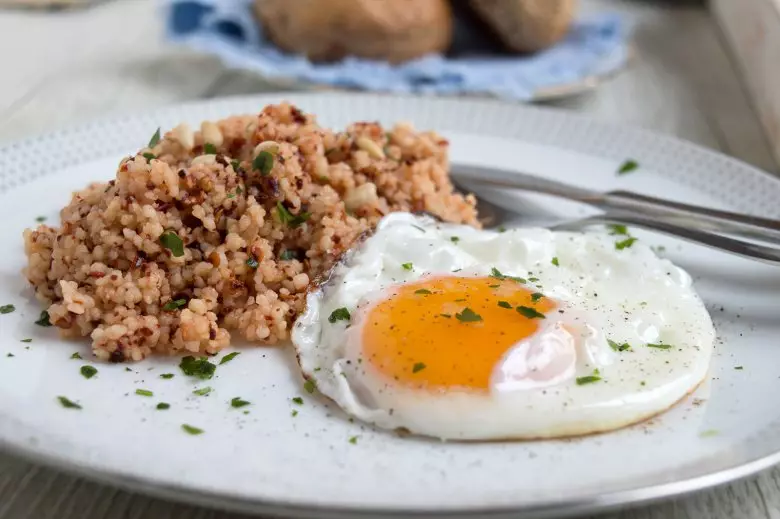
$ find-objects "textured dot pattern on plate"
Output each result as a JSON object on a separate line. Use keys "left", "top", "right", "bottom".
{"left": 293, "top": 213, "right": 716, "bottom": 440}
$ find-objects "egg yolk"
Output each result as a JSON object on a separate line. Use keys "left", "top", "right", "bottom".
{"left": 361, "top": 276, "right": 556, "bottom": 391}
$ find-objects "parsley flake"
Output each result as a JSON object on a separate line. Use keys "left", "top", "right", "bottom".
{"left": 615, "top": 237, "right": 638, "bottom": 250}
{"left": 734, "top": 366, "right": 744, "bottom": 370}
{"left": 219, "top": 352, "right": 241, "bottom": 365}
{"left": 349, "top": 436, "right": 358, "bottom": 445}
{"left": 80, "top": 365, "right": 97, "bottom": 379}
{"left": 516, "top": 306, "right": 546, "bottom": 319}
{"left": 608, "top": 224, "right": 629, "bottom": 236}
{"left": 497, "top": 226, "right": 507, "bottom": 233}
{"left": 35, "top": 310, "right": 52, "bottom": 327}
{"left": 551, "top": 257, "right": 559, "bottom": 267}
{"left": 328, "top": 307, "right": 351, "bottom": 324}
{"left": 530, "top": 293, "right": 545, "bottom": 302}
{"left": 179, "top": 356, "right": 216, "bottom": 379}
{"left": 193, "top": 387, "right": 212, "bottom": 396}
{"left": 72, "top": 353, "right": 83, "bottom": 361}
{"left": 291, "top": 409, "right": 299, "bottom": 417}
{"left": 700, "top": 429, "right": 719, "bottom": 438}
{"left": 412, "top": 362, "right": 426, "bottom": 373}
{"left": 440, "top": 313, "right": 452, "bottom": 318}
{"left": 142, "top": 152, "right": 156, "bottom": 162}
{"left": 160, "top": 231, "right": 184, "bottom": 257}
{"left": 20, "top": 339, "right": 32, "bottom": 343}
{"left": 148, "top": 127, "right": 161, "bottom": 148}
{"left": 230, "top": 160, "right": 241, "bottom": 171}
{"left": 401, "top": 263, "right": 413, "bottom": 271}
{"left": 276, "top": 202, "right": 310, "bottom": 227}
{"left": 303, "top": 379, "right": 317, "bottom": 394}
{"left": 497, "top": 301, "right": 513, "bottom": 309}
{"left": 156, "top": 402, "right": 170, "bottom": 410}
{"left": 576, "top": 372, "right": 602, "bottom": 385}
{"left": 246, "top": 257, "right": 259, "bottom": 269}
{"left": 6, "top": 353, "right": 13, "bottom": 357}
{"left": 450, "top": 236, "right": 460, "bottom": 243}
{"left": 182, "top": 424, "right": 204, "bottom": 435}
{"left": 163, "top": 298, "right": 187, "bottom": 311}
{"left": 415, "top": 289, "right": 432, "bottom": 295}
{"left": 135, "top": 389, "right": 153, "bottom": 397}
{"left": 292, "top": 397, "right": 304, "bottom": 405}
{"left": 160, "top": 373, "right": 174, "bottom": 379}
{"left": 253, "top": 150, "right": 275, "bottom": 175}
{"left": 203, "top": 143, "right": 217, "bottom": 155}
{"left": 57, "top": 396, "right": 81, "bottom": 409}
{"left": 490, "top": 267, "right": 526, "bottom": 283}
{"left": 455, "top": 307, "right": 482, "bottom": 323}
{"left": 0, "top": 304, "right": 14, "bottom": 314}
{"left": 35, "top": 216, "right": 46, "bottom": 223}
{"left": 617, "top": 159, "right": 639, "bottom": 175}
{"left": 608, "top": 339, "right": 631, "bottom": 352}
{"left": 279, "top": 249, "right": 298, "bottom": 261}
{"left": 647, "top": 343, "right": 672, "bottom": 350}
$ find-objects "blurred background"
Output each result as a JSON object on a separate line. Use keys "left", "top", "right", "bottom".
{"left": 0, "top": 0, "right": 776, "bottom": 175}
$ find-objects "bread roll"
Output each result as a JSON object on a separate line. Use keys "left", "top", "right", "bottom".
{"left": 254, "top": 0, "right": 452, "bottom": 63}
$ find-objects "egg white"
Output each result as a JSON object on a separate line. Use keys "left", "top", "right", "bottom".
{"left": 292, "top": 213, "right": 715, "bottom": 440}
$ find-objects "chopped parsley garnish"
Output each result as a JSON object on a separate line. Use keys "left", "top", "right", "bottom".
{"left": 527, "top": 277, "right": 540, "bottom": 283}
{"left": 160, "top": 231, "right": 184, "bottom": 257}
{"left": 455, "top": 307, "right": 482, "bottom": 322}
{"left": 412, "top": 362, "right": 426, "bottom": 373}
{"left": 608, "top": 224, "right": 629, "bottom": 236}
{"left": 35, "top": 216, "right": 46, "bottom": 222}
{"left": 20, "top": 339, "right": 32, "bottom": 343}
{"left": 230, "top": 160, "right": 241, "bottom": 171}
{"left": 148, "top": 127, "right": 161, "bottom": 148}
{"left": 497, "top": 301, "right": 513, "bottom": 309}
{"left": 497, "top": 226, "right": 507, "bottom": 233}
{"left": 440, "top": 313, "right": 452, "bottom": 318}
{"left": 193, "top": 387, "right": 212, "bottom": 396}
{"left": 276, "top": 202, "right": 310, "bottom": 227}
{"left": 125, "top": 367, "right": 133, "bottom": 372}
{"left": 608, "top": 339, "right": 631, "bottom": 352}
{"left": 253, "top": 150, "right": 275, "bottom": 175}
{"left": 0, "top": 304, "right": 15, "bottom": 314}
{"left": 489, "top": 267, "right": 526, "bottom": 283}
{"left": 328, "top": 307, "right": 351, "bottom": 324}
{"left": 179, "top": 355, "right": 216, "bottom": 379}
{"left": 35, "top": 310, "right": 51, "bottom": 327}
{"left": 450, "top": 236, "right": 460, "bottom": 243}
{"left": 219, "top": 352, "right": 241, "bottom": 365}
{"left": 142, "top": 152, "right": 156, "bottom": 162}
{"left": 615, "top": 237, "right": 638, "bottom": 250}
{"left": 181, "top": 424, "right": 204, "bottom": 435}
{"left": 489, "top": 284, "right": 500, "bottom": 289}
{"left": 291, "top": 409, "right": 299, "bottom": 417}
{"left": 246, "top": 257, "right": 259, "bottom": 268}
{"left": 349, "top": 436, "right": 358, "bottom": 445}
{"left": 647, "top": 343, "right": 672, "bottom": 350}
{"left": 551, "top": 257, "right": 559, "bottom": 267}
{"left": 292, "top": 397, "right": 304, "bottom": 405}
{"left": 516, "top": 306, "right": 546, "bottom": 319}
{"left": 135, "top": 389, "right": 153, "bottom": 397}
{"left": 303, "top": 379, "right": 317, "bottom": 394}
{"left": 163, "top": 298, "right": 187, "bottom": 311}
{"left": 415, "top": 289, "right": 432, "bottom": 295}
{"left": 203, "top": 143, "right": 217, "bottom": 154}
{"left": 80, "top": 365, "right": 97, "bottom": 379}
{"left": 231, "top": 397, "right": 250, "bottom": 408}
{"left": 279, "top": 249, "right": 298, "bottom": 261}
{"left": 700, "top": 429, "right": 719, "bottom": 438}
{"left": 57, "top": 396, "right": 81, "bottom": 409}
{"left": 401, "top": 263, "right": 413, "bottom": 271}
{"left": 160, "top": 373, "right": 175, "bottom": 379}
{"left": 412, "top": 225, "right": 426, "bottom": 233}
{"left": 576, "top": 372, "right": 602, "bottom": 385}
{"left": 617, "top": 159, "right": 639, "bottom": 175}
{"left": 734, "top": 366, "right": 744, "bottom": 370}
{"left": 6, "top": 353, "right": 13, "bottom": 357}
{"left": 156, "top": 402, "right": 170, "bottom": 410}
{"left": 530, "top": 293, "right": 545, "bottom": 302}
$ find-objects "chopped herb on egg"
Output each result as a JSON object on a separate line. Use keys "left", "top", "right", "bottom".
{"left": 489, "top": 267, "right": 526, "bottom": 283}
{"left": 0, "top": 304, "right": 15, "bottom": 314}
{"left": 516, "top": 306, "right": 545, "bottom": 319}
{"left": 401, "top": 262, "right": 413, "bottom": 271}
{"left": 699, "top": 429, "right": 719, "bottom": 438}
{"left": 148, "top": 127, "right": 161, "bottom": 148}
{"left": 292, "top": 397, "right": 304, "bottom": 405}
{"left": 551, "top": 257, "right": 560, "bottom": 266}
{"left": 608, "top": 224, "right": 629, "bottom": 236}
{"left": 608, "top": 339, "right": 632, "bottom": 352}
{"left": 497, "top": 226, "right": 507, "bottom": 233}
{"left": 35, "top": 310, "right": 52, "bottom": 327}
{"left": 489, "top": 284, "right": 500, "bottom": 289}
{"left": 450, "top": 236, "right": 460, "bottom": 243}
{"left": 135, "top": 389, "right": 153, "bottom": 397}
{"left": 230, "top": 160, "right": 241, "bottom": 171}
{"left": 615, "top": 237, "right": 638, "bottom": 250}
{"left": 142, "top": 152, "right": 156, "bottom": 162}
{"left": 6, "top": 353, "right": 13, "bottom": 357}
{"left": 303, "top": 379, "right": 317, "bottom": 394}
{"left": 182, "top": 424, "right": 204, "bottom": 435}
{"left": 497, "top": 301, "right": 513, "bottom": 309}
{"left": 328, "top": 307, "right": 351, "bottom": 323}
{"left": 647, "top": 343, "right": 672, "bottom": 350}
{"left": 276, "top": 202, "right": 310, "bottom": 228}
{"left": 412, "top": 362, "right": 426, "bottom": 373}
{"left": 80, "top": 365, "right": 97, "bottom": 379}
{"left": 203, "top": 143, "right": 217, "bottom": 154}
{"left": 440, "top": 313, "right": 452, "bottom": 318}
{"left": 20, "top": 339, "right": 32, "bottom": 343}
{"left": 454, "top": 298, "right": 466, "bottom": 302}
{"left": 36, "top": 216, "right": 46, "bottom": 222}
{"left": 415, "top": 289, "right": 432, "bottom": 295}
{"left": 160, "top": 373, "right": 175, "bottom": 379}
{"left": 219, "top": 352, "right": 241, "bottom": 365}
{"left": 246, "top": 257, "right": 259, "bottom": 268}
{"left": 279, "top": 249, "right": 298, "bottom": 261}
{"left": 734, "top": 366, "right": 744, "bottom": 370}
{"left": 455, "top": 307, "right": 482, "bottom": 323}
{"left": 530, "top": 293, "right": 545, "bottom": 303}
{"left": 157, "top": 402, "right": 170, "bottom": 410}
{"left": 617, "top": 159, "right": 639, "bottom": 175}
{"left": 57, "top": 396, "right": 81, "bottom": 409}
{"left": 179, "top": 355, "right": 216, "bottom": 379}
{"left": 528, "top": 277, "right": 540, "bottom": 283}
{"left": 349, "top": 436, "right": 358, "bottom": 444}
{"left": 291, "top": 409, "right": 299, "bottom": 417}
{"left": 253, "top": 150, "right": 274, "bottom": 175}
{"left": 230, "top": 397, "right": 250, "bottom": 408}
{"left": 576, "top": 372, "right": 602, "bottom": 385}
{"left": 163, "top": 298, "right": 187, "bottom": 311}
{"left": 160, "top": 231, "right": 185, "bottom": 257}
{"left": 193, "top": 387, "right": 212, "bottom": 396}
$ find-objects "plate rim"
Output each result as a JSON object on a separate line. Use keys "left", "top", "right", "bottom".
{"left": 1, "top": 91, "right": 779, "bottom": 518}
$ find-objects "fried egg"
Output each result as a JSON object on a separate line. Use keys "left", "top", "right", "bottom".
{"left": 292, "top": 213, "right": 715, "bottom": 440}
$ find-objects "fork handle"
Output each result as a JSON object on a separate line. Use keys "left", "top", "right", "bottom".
{"left": 601, "top": 190, "right": 780, "bottom": 244}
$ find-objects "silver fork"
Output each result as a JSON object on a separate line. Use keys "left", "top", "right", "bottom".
{"left": 452, "top": 164, "right": 780, "bottom": 265}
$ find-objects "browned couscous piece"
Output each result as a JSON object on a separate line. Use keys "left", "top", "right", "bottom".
{"left": 22, "top": 103, "right": 478, "bottom": 362}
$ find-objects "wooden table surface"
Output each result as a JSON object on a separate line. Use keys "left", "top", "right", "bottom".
{"left": 0, "top": 1, "right": 778, "bottom": 518}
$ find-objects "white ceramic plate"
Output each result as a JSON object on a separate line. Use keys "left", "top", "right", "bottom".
{"left": 1, "top": 93, "right": 779, "bottom": 519}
